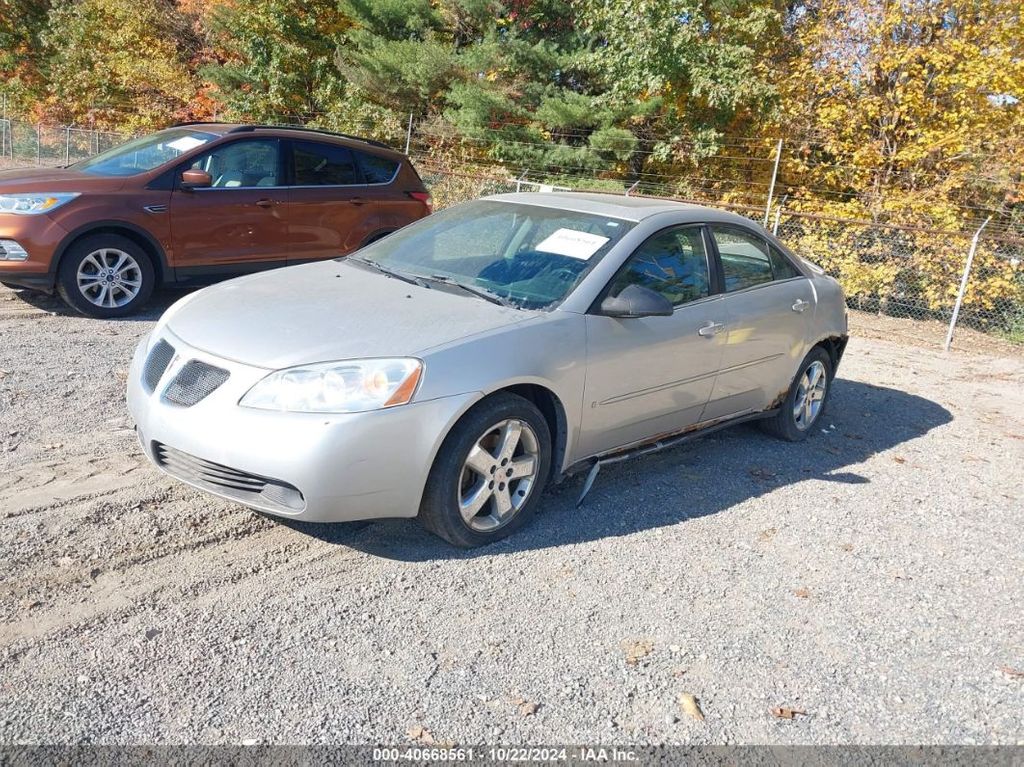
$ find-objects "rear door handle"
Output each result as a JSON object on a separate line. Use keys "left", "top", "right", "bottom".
{"left": 349, "top": 197, "right": 368, "bottom": 206}
{"left": 792, "top": 299, "right": 810, "bottom": 313}
{"left": 255, "top": 198, "right": 276, "bottom": 208}
{"left": 698, "top": 321, "right": 725, "bottom": 337}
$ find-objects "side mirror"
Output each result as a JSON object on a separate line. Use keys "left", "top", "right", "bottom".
{"left": 599, "top": 284, "right": 674, "bottom": 318}
{"left": 180, "top": 168, "right": 212, "bottom": 190}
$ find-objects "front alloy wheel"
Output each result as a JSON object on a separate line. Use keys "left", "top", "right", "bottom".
{"left": 420, "top": 393, "right": 552, "bottom": 548}
{"left": 459, "top": 418, "right": 541, "bottom": 533}
{"left": 57, "top": 233, "right": 155, "bottom": 318}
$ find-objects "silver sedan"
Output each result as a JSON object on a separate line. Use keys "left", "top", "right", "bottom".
{"left": 127, "top": 193, "right": 848, "bottom": 547}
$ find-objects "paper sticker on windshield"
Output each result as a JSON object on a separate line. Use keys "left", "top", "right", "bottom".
{"left": 535, "top": 229, "right": 610, "bottom": 260}
{"left": 166, "top": 136, "right": 206, "bottom": 153}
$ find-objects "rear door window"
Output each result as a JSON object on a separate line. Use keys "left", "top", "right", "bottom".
{"left": 357, "top": 151, "right": 400, "bottom": 184}
{"left": 292, "top": 141, "right": 363, "bottom": 186}
{"left": 710, "top": 225, "right": 774, "bottom": 292}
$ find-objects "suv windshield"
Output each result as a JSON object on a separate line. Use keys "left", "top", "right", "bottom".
{"left": 75, "top": 129, "right": 217, "bottom": 177}
{"left": 352, "top": 200, "right": 633, "bottom": 310}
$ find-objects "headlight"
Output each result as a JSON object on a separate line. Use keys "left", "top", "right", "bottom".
{"left": 240, "top": 358, "right": 423, "bottom": 413}
{"left": 0, "top": 193, "right": 80, "bottom": 215}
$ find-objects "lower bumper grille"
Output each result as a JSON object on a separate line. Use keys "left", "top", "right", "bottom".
{"left": 153, "top": 442, "right": 304, "bottom": 512}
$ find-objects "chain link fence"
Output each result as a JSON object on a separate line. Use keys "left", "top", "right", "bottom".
{"left": 0, "top": 118, "right": 129, "bottom": 169}
{"left": 1, "top": 116, "right": 1021, "bottom": 351}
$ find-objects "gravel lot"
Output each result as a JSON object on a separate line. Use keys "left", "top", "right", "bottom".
{"left": 0, "top": 283, "right": 1022, "bottom": 746}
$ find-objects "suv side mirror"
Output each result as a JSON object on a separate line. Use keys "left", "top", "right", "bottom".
{"left": 180, "top": 169, "right": 212, "bottom": 190}
{"left": 599, "top": 284, "right": 674, "bottom": 318}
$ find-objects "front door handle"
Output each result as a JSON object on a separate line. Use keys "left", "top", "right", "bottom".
{"left": 792, "top": 299, "right": 810, "bottom": 313}
{"left": 349, "top": 197, "right": 368, "bottom": 206}
{"left": 698, "top": 321, "right": 725, "bottom": 337}
{"left": 255, "top": 198, "right": 277, "bottom": 208}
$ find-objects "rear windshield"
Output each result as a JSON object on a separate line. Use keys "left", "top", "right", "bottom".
{"left": 75, "top": 129, "right": 217, "bottom": 176}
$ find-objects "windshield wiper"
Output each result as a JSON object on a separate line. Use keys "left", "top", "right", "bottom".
{"left": 348, "top": 256, "right": 425, "bottom": 287}
{"left": 425, "top": 274, "right": 518, "bottom": 308}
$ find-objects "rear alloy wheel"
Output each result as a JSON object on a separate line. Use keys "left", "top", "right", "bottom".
{"left": 420, "top": 393, "right": 551, "bottom": 547}
{"left": 57, "top": 234, "right": 154, "bottom": 318}
{"left": 761, "top": 346, "right": 833, "bottom": 441}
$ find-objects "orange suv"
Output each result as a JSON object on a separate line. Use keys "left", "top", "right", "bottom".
{"left": 0, "top": 123, "right": 431, "bottom": 317}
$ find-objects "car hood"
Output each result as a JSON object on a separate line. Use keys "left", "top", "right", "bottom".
{"left": 0, "top": 166, "right": 127, "bottom": 193}
{"left": 166, "top": 259, "right": 536, "bottom": 369}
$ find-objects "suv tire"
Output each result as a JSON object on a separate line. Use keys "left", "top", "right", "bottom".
{"left": 57, "top": 234, "right": 155, "bottom": 318}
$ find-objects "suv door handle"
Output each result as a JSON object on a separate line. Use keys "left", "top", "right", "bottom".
{"left": 698, "top": 321, "right": 726, "bottom": 337}
{"left": 349, "top": 197, "right": 367, "bottom": 206}
{"left": 792, "top": 299, "right": 810, "bottom": 313}
{"left": 255, "top": 198, "right": 276, "bottom": 208}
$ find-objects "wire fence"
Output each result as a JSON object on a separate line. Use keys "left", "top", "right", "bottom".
{"left": 1, "top": 115, "right": 1021, "bottom": 351}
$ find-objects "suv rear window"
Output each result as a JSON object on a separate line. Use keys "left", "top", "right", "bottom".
{"left": 292, "top": 141, "right": 362, "bottom": 185}
{"left": 358, "top": 152, "right": 400, "bottom": 184}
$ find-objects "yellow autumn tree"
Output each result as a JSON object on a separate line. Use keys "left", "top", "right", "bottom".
{"left": 775, "top": 0, "right": 1024, "bottom": 321}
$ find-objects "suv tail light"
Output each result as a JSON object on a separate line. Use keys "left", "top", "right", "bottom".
{"left": 406, "top": 191, "right": 432, "bottom": 213}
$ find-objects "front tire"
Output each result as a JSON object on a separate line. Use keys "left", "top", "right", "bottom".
{"left": 419, "top": 393, "right": 552, "bottom": 548}
{"left": 761, "top": 346, "right": 833, "bottom": 441}
{"left": 56, "top": 234, "right": 155, "bottom": 318}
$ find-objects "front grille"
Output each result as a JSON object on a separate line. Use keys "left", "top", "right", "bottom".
{"left": 153, "top": 442, "right": 305, "bottom": 511}
{"left": 162, "top": 360, "right": 230, "bottom": 406}
{"left": 142, "top": 339, "right": 175, "bottom": 392}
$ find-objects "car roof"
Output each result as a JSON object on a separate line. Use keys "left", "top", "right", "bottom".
{"left": 168, "top": 123, "right": 403, "bottom": 158}
{"left": 484, "top": 191, "right": 759, "bottom": 226}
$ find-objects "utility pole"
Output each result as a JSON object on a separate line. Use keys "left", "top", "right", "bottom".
{"left": 763, "top": 138, "right": 783, "bottom": 226}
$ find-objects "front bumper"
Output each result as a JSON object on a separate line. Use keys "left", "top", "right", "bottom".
{"left": 127, "top": 328, "right": 477, "bottom": 522}
{"left": 0, "top": 214, "right": 69, "bottom": 290}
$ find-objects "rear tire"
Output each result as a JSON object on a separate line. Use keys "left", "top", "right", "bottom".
{"left": 761, "top": 346, "right": 833, "bottom": 442}
{"left": 57, "top": 234, "right": 155, "bottom": 318}
{"left": 419, "top": 393, "right": 552, "bottom": 548}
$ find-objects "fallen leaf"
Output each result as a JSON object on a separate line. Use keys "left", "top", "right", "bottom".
{"left": 748, "top": 467, "right": 776, "bottom": 480}
{"left": 519, "top": 701, "right": 539, "bottom": 716}
{"left": 893, "top": 456, "right": 906, "bottom": 464}
{"left": 772, "top": 706, "right": 807, "bottom": 720}
{"left": 758, "top": 527, "right": 777, "bottom": 542}
{"left": 407, "top": 725, "right": 435, "bottom": 745}
{"left": 840, "top": 543, "right": 854, "bottom": 552}
{"left": 794, "top": 587, "right": 811, "bottom": 599}
{"left": 621, "top": 638, "right": 654, "bottom": 666}
{"left": 678, "top": 693, "right": 704, "bottom": 721}
{"left": 1000, "top": 666, "right": 1024, "bottom": 679}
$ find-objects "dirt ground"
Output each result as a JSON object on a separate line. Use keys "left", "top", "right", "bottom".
{"left": 0, "top": 284, "right": 1022, "bottom": 745}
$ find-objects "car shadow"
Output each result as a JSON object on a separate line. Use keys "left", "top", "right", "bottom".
{"left": 281, "top": 379, "right": 952, "bottom": 560}
{"left": 11, "top": 285, "right": 195, "bottom": 321}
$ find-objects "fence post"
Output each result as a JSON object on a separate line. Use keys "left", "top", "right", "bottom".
{"left": 763, "top": 138, "right": 783, "bottom": 226}
{"left": 772, "top": 206, "right": 783, "bottom": 236}
{"left": 36, "top": 125, "right": 41, "bottom": 165}
{"left": 625, "top": 180, "right": 640, "bottom": 197}
{"left": 944, "top": 216, "right": 992, "bottom": 351}
{"left": 404, "top": 112, "right": 413, "bottom": 155}
{"left": 65, "top": 126, "right": 71, "bottom": 165}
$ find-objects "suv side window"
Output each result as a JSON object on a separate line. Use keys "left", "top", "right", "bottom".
{"left": 608, "top": 226, "right": 710, "bottom": 307}
{"left": 292, "top": 141, "right": 363, "bottom": 186}
{"left": 357, "top": 151, "right": 400, "bottom": 184}
{"left": 710, "top": 225, "right": 774, "bottom": 292}
{"left": 189, "top": 139, "right": 280, "bottom": 188}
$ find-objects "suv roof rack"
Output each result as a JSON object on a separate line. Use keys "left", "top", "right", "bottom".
{"left": 226, "top": 124, "right": 394, "bottom": 151}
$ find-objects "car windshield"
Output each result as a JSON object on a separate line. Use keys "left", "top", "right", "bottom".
{"left": 74, "top": 129, "right": 217, "bottom": 176}
{"left": 351, "top": 199, "right": 634, "bottom": 310}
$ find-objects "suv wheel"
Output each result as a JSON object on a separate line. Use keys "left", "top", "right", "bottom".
{"left": 419, "top": 393, "right": 552, "bottom": 548}
{"left": 57, "top": 234, "right": 155, "bottom": 318}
